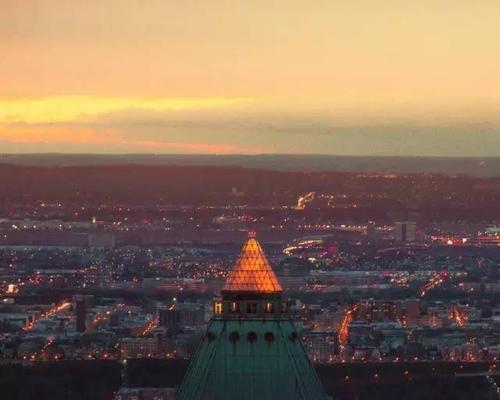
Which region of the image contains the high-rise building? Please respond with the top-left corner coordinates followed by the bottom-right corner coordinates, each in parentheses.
top-left (74, 295), bottom-right (94, 333)
top-left (366, 221), bottom-right (376, 239)
top-left (159, 307), bottom-right (181, 331)
top-left (176, 232), bottom-right (329, 400)
top-left (394, 221), bottom-right (417, 242)
top-left (405, 299), bottom-right (421, 327)
top-left (74, 295), bottom-right (87, 333)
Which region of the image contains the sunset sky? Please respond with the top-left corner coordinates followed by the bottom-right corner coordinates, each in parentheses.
top-left (1, 1), bottom-right (500, 155)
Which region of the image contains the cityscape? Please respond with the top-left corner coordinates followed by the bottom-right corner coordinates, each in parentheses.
top-left (2, 1), bottom-right (500, 399)
top-left (0, 160), bottom-right (499, 399)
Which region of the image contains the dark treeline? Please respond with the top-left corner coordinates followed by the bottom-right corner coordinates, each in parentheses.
top-left (0, 361), bottom-right (121, 400)
top-left (2, 154), bottom-right (500, 177)
top-left (0, 360), bottom-right (494, 400)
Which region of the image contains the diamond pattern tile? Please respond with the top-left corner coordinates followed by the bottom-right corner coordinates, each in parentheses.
top-left (223, 235), bottom-right (282, 293)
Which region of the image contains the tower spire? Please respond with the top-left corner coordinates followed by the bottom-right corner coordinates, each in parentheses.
top-left (176, 234), bottom-right (329, 400)
top-left (222, 232), bottom-right (282, 294)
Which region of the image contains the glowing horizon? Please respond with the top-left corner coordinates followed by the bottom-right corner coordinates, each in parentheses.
top-left (1, 1), bottom-right (500, 155)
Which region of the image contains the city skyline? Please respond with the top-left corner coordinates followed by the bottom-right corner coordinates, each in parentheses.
top-left (2, 1), bottom-right (500, 156)
top-left (2, 4), bottom-right (500, 399)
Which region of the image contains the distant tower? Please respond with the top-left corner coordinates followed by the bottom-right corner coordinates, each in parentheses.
top-left (394, 221), bottom-right (416, 242)
top-left (366, 221), bottom-right (376, 240)
top-left (75, 295), bottom-right (87, 333)
top-left (88, 217), bottom-right (115, 250)
top-left (176, 232), bottom-right (329, 400)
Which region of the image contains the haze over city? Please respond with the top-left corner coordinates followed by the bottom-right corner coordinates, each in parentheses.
top-left (2, 2), bottom-right (500, 400)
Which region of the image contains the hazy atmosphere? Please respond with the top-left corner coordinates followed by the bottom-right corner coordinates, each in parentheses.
top-left (3, 4), bottom-right (500, 400)
top-left (2, 0), bottom-right (500, 155)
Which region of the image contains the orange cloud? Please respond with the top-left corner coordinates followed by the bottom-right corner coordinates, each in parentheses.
top-left (0, 125), bottom-right (99, 144)
top-left (0, 124), bottom-right (263, 154)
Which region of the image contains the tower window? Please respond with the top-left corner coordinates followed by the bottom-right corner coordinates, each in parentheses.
top-left (265, 303), bottom-right (273, 313)
top-left (247, 331), bottom-right (257, 343)
top-left (247, 303), bottom-right (258, 314)
top-left (214, 301), bottom-right (223, 315)
top-left (231, 302), bottom-right (239, 313)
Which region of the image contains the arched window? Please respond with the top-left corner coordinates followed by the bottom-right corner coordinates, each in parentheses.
top-left (229, 331), bottom-right (240, 343)
top-left (247, 331), bottom-right (257, 343)
top-left (264, 332), bottom-right (275, 343)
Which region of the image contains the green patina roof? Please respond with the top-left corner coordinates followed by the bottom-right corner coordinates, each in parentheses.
top-left (176, 318), bottom-right (329, 400)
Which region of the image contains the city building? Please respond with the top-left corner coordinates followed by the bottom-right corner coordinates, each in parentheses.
top-left (74, 295), bottom-right (87, 333)
top-left (121, 337), bottom-right (159, 358)
top-left (394, 221), bottom-right (417, 242)
top-left (176, 232), bottom-right (329, 400)
top-left (477, 226), bottom-right (500, 246)
top-left (303, 329), bottom-right (338, 363)
top-left (159, 302), bottom-right (205, 331)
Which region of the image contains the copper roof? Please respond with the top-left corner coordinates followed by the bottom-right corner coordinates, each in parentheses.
top-left (222, 233), bottom-right (282, 293)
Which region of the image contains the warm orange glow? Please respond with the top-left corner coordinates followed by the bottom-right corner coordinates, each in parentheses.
top-left (223, 234), bottom-right (282, 293)
top-left (0, 125), bottom-right (260, 153)
top-left (140, 315), bottom-right (159, 336)
top-left (339, 304), bottom-right (358, 345)
top-left (451, 306), bottom-right (468, 327)
top-left (24, 300), bottom-right (71, 331)
top-left (419, 271), bottom-right (447, 297)
top-left (2, 3), bottom-right (500, 156)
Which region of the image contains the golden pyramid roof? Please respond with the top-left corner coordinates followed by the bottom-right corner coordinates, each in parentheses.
top-left (222, 232), bottom-right (282, 293)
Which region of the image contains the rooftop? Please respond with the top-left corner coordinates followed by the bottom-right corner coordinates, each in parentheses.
top-left (222, 232), bottom-right (282, 294)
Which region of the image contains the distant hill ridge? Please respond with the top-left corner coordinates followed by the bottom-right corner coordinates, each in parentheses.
top-left (1, 154), bottom-right (500, 177)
